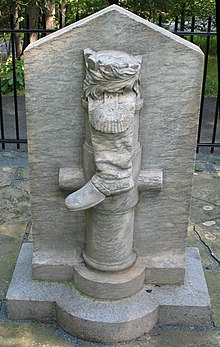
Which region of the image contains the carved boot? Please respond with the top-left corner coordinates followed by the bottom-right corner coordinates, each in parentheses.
top-left (65, 49), bottom-right (142, 212)
top-left (65, 179), bottom-right (105, 211)
top-left (87, 92), bottom-right (135, 196)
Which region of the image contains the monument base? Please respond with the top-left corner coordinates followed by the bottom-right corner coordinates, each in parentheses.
top-left (7, 243), bottom-right (211, 343)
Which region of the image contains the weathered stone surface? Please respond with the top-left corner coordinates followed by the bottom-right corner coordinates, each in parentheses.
top-left (188, 160), bottom-right (220, 271)
top-left (73, 261), bottom-right (145, 299)
top-left (0, 152), bottom-right (218, 346)
top-left (0, 152), bottom-right (31, 300)
top-left (0, 225), bottom-right (25, 300)
top-left (59, 167), bottom-right (85, 190)
top-left (205, 270), bottom-right (220, 327)
top-left (0, 186), bottom-right (31, 225)
top-left (0, 322), bottom-right (74, 347)
top-left (192, 170), bottom-right (220, 208)
top-left (59, 167), bottom-right (163, 191)
top-left (187, 224), bottom-right (218, 269)
top-left (7, 244), bottom-right (210, 343)
top-left (0, 322), bottom-right (220, 347)
top-left (129, 329), bottom-right (220, 347)
top-left (24, 5), bottom-right (203, 282)
top-left (0, 167), bottom-right (17, 187)
top-left (195, 220), bottom-right (220, 258)
top-left (190, 169), bottom-right (220, 232)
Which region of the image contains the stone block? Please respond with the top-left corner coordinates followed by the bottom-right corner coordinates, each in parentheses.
top-left (24, 5), bottom-right (203, 282)
top-left (7, 244), bottom-right (211, 343)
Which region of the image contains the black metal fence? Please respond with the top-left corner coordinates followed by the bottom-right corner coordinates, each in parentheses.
top-left (0, 14), bottom-right (219, 152)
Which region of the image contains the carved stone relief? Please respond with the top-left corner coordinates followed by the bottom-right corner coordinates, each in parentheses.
top-left (64, 49), bottom-right (144, 277)
top-left (7, 6), bottom-right (209, 342)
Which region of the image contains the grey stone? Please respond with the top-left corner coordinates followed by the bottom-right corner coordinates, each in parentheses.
top-left (6, 5), bottom-right (210, 343)
top-left (73, 261), bottom-right (145, 299)
top-left (59, 168), bottom-right (163, 191)
top-left (205, 270), bottom-right (220, 327)
top-left (7, 244), bottom-right (211, 343)
top-left (195, 220), bottom-right (220, 262)
top-left (1, 152), bottom-right (218, 346)
top-left (24, 4), bottom-right (203, 283)
top-left (0, 167), bottom-right (17, 187)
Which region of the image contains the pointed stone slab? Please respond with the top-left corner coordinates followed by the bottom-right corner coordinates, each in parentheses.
top-left (24, 5), bottom-right (204, 281)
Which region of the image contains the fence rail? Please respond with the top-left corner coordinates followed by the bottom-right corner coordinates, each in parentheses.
top-left (0, 14), bottom-right (219, 152)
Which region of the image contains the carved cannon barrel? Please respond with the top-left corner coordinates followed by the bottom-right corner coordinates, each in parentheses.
top-left (65, 48), bottom-right (143, 273)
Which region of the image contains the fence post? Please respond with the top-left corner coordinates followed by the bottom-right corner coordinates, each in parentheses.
top-left (10, 14), bottom-right (20, 150)
top-left (0, 12), bottom-right (219, 151)
top-left (42, 13), bottom-right (47, 37)
top-left (211, 0), bottom-right (220, 153)
top-left (174, 16), bottom-right (178, 32)
top-left (0, 79), bottom-right (5, 150)
top-left (22, 14), bottom-right (30, 53)
top-left (197, 16), bottom-right (212, 152)
top-left (216, 0), bottom-right (220, 126)
top-left (190, 16), bottom-right (195, 43)
top-left (158, 14), bottom-right (162, 27)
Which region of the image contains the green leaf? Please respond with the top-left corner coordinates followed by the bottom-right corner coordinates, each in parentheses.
top-left (1, 83), bottom-right (8, 92)
top-left (7, 91), bottom-right (14, 96)
top-left (17, 76), bottom-right (24, 86)
top-left (194, 164), bottom-right (203, 173)
top-left (8, 78), bottom-right (14, 86)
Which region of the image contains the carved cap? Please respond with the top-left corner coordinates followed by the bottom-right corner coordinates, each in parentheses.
top-left (83, 48), bottom-right (142, 100)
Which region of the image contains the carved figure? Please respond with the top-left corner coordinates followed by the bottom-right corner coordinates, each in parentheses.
top-left (65, 49), bottom-right (143, 272)
top-left (65, 49), bottom-right (142, 210)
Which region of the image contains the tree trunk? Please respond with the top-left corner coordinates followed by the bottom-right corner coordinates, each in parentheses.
top-left (45, 0), bottom-right (56, 30)
top-left (11, 2), bottom-right (22, 58)
top-left (180, 2), bottom-right (186, 31)
top-left (76, 0), bottom-right (80, 21)
top-left (25, 1), bottom-right (39, 44)
top-left (60, 0), bottom-right (66, 28)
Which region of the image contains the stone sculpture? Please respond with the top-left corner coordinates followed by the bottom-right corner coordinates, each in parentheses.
top-left (65, 48), bottom-right (143, 273)
top-left (7, 5), bottom-right (211, 343)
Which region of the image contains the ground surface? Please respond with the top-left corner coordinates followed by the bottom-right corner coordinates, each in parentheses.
top-left (0, 151), bottom-right (219, 347)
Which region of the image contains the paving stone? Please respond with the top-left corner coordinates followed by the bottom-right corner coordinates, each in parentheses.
top-left (0, 322), bottom-right (74, 347)
top-left (0, 323), bottom-right (220, 347)
top-left (0, 186), bottom-right (31, 224)
top-left (192, 171), bottom-right (220, 207)
top-left (16, 166), bottom-right (30, 181)
top-left (187, 224), bottom-right (217, 269)
top-left (205, 270), bottom-right (220, 327)
top-left (0, 167), bottom-right (17, 187)
top-left (126, 328), bottom-right (220, 347)
top-left (195, 220), bottom-right (220, 263)
top-left (0, 224), bottom-right (26, 300)
top-left (190, 198), bottom-right (220, 225)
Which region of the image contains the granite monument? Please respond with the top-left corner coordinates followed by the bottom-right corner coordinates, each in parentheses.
top-left (7, 5), bottom-right (210, 342)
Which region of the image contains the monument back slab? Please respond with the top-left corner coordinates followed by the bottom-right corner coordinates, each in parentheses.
top-left (24, 5), bottom-right (203, 282)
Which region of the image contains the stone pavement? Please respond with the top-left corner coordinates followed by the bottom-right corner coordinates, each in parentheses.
top-left (0, 151), bottom-right (219, 347)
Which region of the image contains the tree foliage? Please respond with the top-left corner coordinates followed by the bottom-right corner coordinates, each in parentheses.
top-left (119, 0), bottom-right (216, 22)
top-left (167, 0), bottom-right (215, 19)
top-left (0, 0), bottom-right (216, 29)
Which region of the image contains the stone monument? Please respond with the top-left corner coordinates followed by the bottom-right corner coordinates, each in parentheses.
top-left (7, 5), bottom-right (211, 342)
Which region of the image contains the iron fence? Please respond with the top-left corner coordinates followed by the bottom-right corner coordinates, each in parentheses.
top-left (0, 14), bottom-right (219, 152)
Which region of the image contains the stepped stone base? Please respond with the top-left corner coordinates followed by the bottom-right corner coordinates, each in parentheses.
top-left (7, 243), bottom-right (211, 343)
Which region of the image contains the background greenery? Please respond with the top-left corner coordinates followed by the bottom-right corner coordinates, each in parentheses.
top-left (0, 0), bottom-right (217, 97)
top-left (0, 0), bottom-right (216, 28)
